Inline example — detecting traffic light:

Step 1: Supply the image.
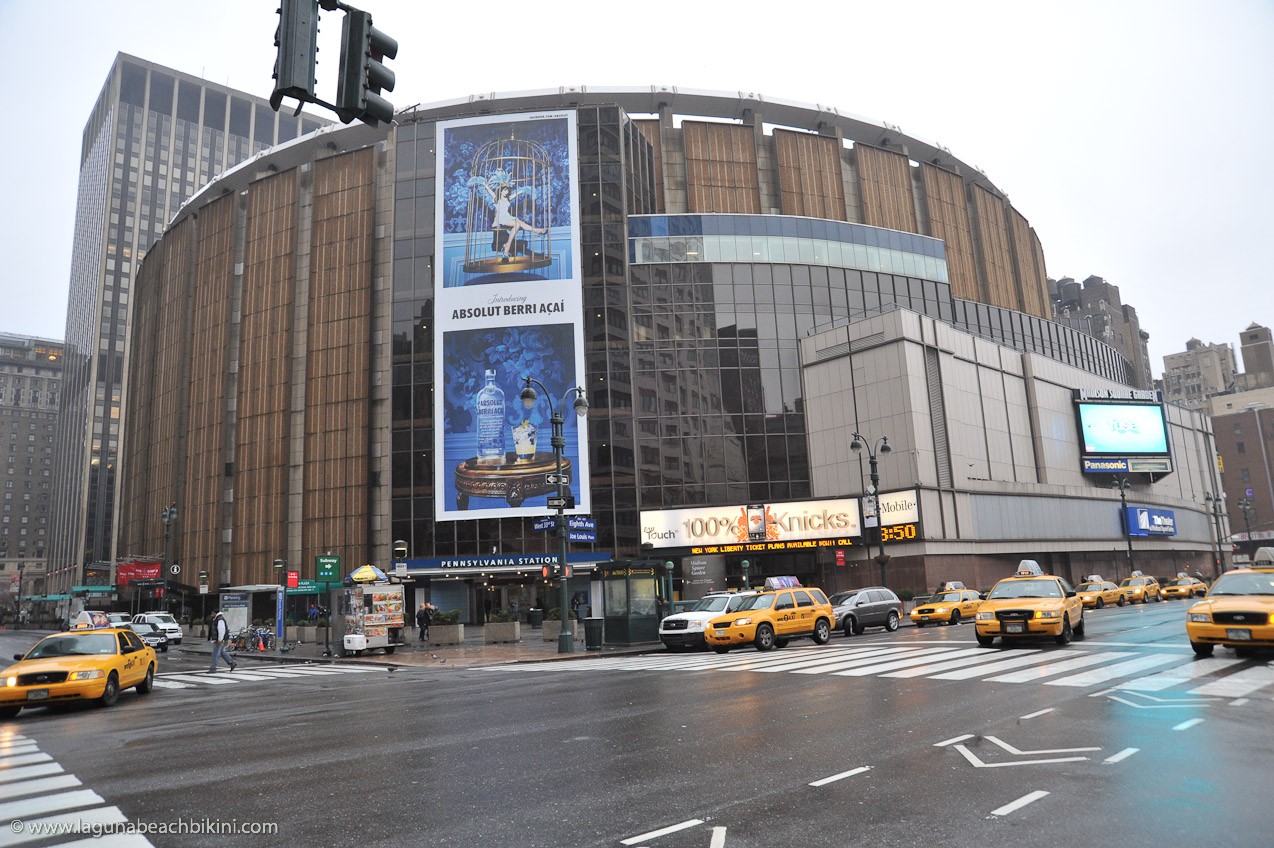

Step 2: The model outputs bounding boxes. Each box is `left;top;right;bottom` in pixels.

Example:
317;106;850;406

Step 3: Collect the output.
336;9;397;126
270;0;320;112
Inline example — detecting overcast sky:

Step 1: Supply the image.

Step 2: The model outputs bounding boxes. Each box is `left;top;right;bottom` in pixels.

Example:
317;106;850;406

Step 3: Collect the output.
1;0;1270;376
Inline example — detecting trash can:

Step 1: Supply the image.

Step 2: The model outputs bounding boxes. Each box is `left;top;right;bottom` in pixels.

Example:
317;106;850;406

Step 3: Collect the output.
528;608;544;629
584;617;604;650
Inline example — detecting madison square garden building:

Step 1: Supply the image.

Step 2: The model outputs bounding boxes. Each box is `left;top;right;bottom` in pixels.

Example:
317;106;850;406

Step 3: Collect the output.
117;89;1230;622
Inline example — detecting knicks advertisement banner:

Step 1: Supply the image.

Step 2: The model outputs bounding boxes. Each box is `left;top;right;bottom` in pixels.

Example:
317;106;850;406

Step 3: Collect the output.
640;499;862;550
116;560;162;586
434;111;589;521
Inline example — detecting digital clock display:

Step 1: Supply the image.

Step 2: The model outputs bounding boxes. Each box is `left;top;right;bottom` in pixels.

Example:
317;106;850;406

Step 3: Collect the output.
879;522;919;542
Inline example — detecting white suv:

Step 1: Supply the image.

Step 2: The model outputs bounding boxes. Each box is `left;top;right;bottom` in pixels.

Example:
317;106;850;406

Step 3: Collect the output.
660;591;757;651
132;612;183;645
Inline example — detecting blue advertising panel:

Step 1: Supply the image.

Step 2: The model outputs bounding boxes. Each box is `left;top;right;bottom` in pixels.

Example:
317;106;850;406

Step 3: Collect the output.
1078;402;1170;456
1123;506;1177;536
434;111;588;521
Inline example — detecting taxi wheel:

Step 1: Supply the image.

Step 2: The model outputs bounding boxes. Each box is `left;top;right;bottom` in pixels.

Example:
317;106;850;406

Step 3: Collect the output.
1117;595;1126;607
975;631;996;647
885;612;900;632
754;624;776;651
915;621;926;628
98;673;120;708
1055;619;1073;645
1073;615;1086;638
713;646;730;654
1191;642;1214;658
774;638;789;649
812;618;831;645
949;611;961;626
0;706;19;720
136;664;155;695
1095;598;1104;610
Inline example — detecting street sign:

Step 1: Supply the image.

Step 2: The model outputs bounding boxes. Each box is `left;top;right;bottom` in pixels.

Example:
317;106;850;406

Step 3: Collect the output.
567;517;596;530
169;564;180;575
545;472;571;485
316;555;340;580
547;496;575;509
199;585;209;594
568;530;596;543
533;517;555;531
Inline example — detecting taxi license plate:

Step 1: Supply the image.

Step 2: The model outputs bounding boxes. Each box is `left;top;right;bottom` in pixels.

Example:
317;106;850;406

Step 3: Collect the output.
715;630;726;637
921;615;930;621
1005;623;1024;634
1226;629;1252;641
26;689;49;701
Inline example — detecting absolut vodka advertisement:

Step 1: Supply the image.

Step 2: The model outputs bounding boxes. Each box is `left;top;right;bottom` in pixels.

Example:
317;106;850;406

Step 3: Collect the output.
434;110;589;521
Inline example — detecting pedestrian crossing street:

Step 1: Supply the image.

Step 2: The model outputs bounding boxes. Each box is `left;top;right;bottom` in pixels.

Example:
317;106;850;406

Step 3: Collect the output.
0;729;153;847
154;664;382;690
486;642;1274;699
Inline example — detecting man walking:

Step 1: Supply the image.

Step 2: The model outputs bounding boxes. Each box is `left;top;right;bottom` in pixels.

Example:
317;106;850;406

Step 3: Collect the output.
416;602;434;644
209;608;237;673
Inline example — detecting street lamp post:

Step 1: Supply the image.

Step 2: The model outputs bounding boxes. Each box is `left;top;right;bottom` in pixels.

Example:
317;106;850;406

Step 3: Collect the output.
740;559;750;590
160;503;178;614
1112;477;1135;574
273;558;286;648
1204;492;1226;574
16;562;24;626
1237;497;1254;560
520;376;588;654
850;432;892;587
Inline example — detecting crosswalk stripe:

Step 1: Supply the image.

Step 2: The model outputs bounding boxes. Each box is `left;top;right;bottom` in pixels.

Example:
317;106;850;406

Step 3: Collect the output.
928;650;1076;680
152;680;194;689
792;648;930;675
0;774;81;800
0;764;63;785
0;788;104;821
1045;653;1187;687
884;649;1043;678
55;835;155;848
984;652;1134;683
1188;665;1274;698
754;648;902;674
0;755;52;769
0;806;129;848
834;648;989;677
1117;657;1245;691
162;674;239;685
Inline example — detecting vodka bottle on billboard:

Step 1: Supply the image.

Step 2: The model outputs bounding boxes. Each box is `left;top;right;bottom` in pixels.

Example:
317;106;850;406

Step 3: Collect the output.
476;369;506;464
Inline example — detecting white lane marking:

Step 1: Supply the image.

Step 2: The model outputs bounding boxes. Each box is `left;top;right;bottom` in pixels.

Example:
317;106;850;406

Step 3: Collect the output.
954;745;1087;768
833;648;983;677
809;765;871;787
985;736;1100;755
1019;708;1054;720
0;754;52;769
152;680;194;689
1104;748;1139;764
1173;718;1205;731
1115;656;1244;691
991;790;1049;816
709;826;727;848
0;764;63;785
885;649;1043;678
985;652;1133;683
0;775;81;800
1230;698;1249;707
0;788;104;821
929;650;1085;680
1045;653;1186;687
162;674;240;685
0;806;129;848
934;734;974;747
1189;665;1274;698
620;819;704;845
1079;641;1193;650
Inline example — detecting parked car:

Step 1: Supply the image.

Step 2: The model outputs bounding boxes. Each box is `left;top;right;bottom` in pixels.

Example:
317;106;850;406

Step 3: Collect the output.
829;587;902;636
703;585;834;652
132;613;183;645
660;591;757;651
129;621;171;653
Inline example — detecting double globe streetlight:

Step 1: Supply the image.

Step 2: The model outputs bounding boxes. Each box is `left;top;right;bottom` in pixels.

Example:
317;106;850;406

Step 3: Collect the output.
160;503;178;613
1237;497;1255;560
520;376;588;653
1112;476;1135;574
1204;492;1226;573
850;432;891;587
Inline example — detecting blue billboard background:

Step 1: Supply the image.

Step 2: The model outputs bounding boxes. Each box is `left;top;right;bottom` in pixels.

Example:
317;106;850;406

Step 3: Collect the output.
1078;402;1169;455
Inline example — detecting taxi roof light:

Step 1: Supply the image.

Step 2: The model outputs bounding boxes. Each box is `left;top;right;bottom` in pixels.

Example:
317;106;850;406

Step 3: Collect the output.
1015;560;1043;577
763;576;802;590
1254;547;1274;565
936;581;966;592
1130;569;1145;577
1085;574;1104;583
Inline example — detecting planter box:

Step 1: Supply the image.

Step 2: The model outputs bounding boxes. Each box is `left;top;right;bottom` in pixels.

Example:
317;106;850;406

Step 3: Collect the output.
431;623;464;646
294;626;317;643
484;621;521;644
542;619;581;643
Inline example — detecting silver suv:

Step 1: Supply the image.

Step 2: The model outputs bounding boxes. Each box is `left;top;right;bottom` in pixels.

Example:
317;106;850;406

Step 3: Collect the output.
829;587;903;636
132;612;184;644
660;591;758;651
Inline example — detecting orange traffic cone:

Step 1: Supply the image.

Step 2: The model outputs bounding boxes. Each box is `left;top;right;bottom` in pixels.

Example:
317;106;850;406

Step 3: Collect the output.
257;632;265;651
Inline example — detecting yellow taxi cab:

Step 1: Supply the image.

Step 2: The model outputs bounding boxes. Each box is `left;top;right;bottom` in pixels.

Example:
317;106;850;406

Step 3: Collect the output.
1074;576;1125;610
1186;548;1274;657
1161;573;1208;600
704;577;835;653
1119;571;1162;604
0;619;158;719
910;583;982;627
974;560;1084;647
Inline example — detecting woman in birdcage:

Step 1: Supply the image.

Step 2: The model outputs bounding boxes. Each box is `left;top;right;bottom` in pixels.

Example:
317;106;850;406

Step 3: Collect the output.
467;169;546;262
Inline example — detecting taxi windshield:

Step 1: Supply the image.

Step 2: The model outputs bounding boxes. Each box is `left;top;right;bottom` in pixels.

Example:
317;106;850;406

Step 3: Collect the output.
692;596;732;612
929;592;961;603
1119;578;1143;587
1166;578;1193;586
988;579;1062;600
1208;573;1274;596
1076;583;1102;592
735;594;776;611
26;633;117;659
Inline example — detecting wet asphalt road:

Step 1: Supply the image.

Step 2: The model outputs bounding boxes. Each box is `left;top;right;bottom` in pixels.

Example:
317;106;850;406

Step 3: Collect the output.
1;599;1269;847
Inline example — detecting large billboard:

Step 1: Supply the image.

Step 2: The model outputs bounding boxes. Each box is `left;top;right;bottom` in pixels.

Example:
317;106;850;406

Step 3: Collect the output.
1077;402;1170;456
434;111;588;521
640;499;862;550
